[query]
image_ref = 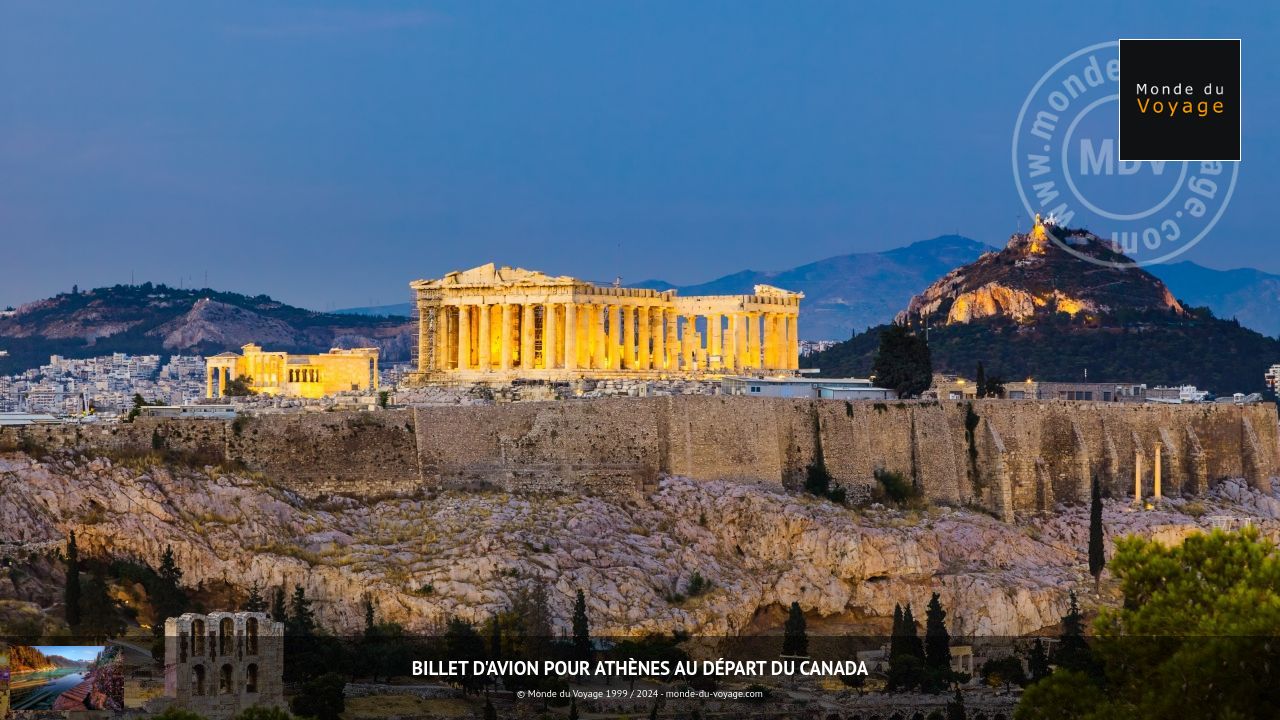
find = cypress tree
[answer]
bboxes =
[271,586,287,621]
[363,595,376,636]
[571,589,592,662]
[1088,477,1105,591]
[946,687,966,720]
[289,585,316,636]
[65,530,81,628]
[243,581,267,613]
[782,601,808,657]
[902,603,924,660]
[1027,639,1051,683]
[889,603,904,660]
[923,593,952,692]
[975,362,987,398]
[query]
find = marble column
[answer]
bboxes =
[206,367,214,398]
[520,304,536,368]
[457,304,472,370]
[436,308,451,371]
[417,301,431,372]
[477,304,492,370]
[762,313,776,369]
[708,314,722,370]
[499,304,514,370]
[608,304,622,370]
[725,314,739,372]
[637,306,650,370]
[746,312,760,369]
[666,310,680,370]
[543,303,558,369]
[651,308,665,370]
[622,306,636,369]
[564,303,579,370]
[786,313,799,369]
[592,304,608,369]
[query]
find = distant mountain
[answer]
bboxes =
[335,302,414,318]
[0,283,414,375]
[806,222,1280,394]
[633,235,996,340]
[8,645,85,672]
[1148,262,1280,338]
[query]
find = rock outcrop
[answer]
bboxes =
[3,451,1277,640]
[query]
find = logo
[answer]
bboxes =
[1011,41,1238,268]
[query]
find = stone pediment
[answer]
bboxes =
[753,284,805,299]
[415,263,580,289]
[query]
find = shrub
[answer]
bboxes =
[874,468,920,506]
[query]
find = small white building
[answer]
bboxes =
[721,376,896,400]
[0,412,60,426]
[1266,364,1280,391]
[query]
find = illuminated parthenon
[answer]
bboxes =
[407,263,802,383]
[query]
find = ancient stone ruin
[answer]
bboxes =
[156,611,284,719]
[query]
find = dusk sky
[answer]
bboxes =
[2,1,1277,311]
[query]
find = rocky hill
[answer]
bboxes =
[808,222,1280,394]
[7,645,84,672]
[0,283,414,374]
[3,451,1278,642]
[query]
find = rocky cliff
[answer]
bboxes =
[3,451,1278,641]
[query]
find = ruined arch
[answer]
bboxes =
[219,663,234,694]
[219,617,234,655]
[191,664,206,696]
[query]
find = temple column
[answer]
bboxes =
[500,303,514,370]
[436,308,451,371]
[608,304,622,370]
[520,304,536,368]
[637,306,650,370]
[591,304,607,369]
[564,303,579,370]
[417,301,431,372]
[651,307,665,370]
[457,305,472,370]
[477,303,492,370]
[786,313,799,369]
[746,312,760,369]
[206,367,214,398]
[666,310,679,370]
[708,314,722,370]
[762,313,776,369]
[543,303,558,369]
[622,306,636,369]
[732,312,742,368]
[680,315,696,371]
[219,367,228,395]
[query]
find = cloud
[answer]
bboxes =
[224,8,440,39]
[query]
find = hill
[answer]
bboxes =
[1148,262,1280,338]
[632,235,995,340]
[805,222,1280,395]
[0,283,414,375]
[8,645,86,673]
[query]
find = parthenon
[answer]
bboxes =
[407,263,802,383]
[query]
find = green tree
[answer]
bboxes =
[975,361,986,398]
[290,672,345,720]
[243,581,267,613]
[980,655,1027,691]
[1018,529,1280,719]
[224,375,256,396]
[571,589,593,662]
[65,530,81,628]
[445,618,487,695]
[1088,478,1105,590]
[271,585,287,621]
[81,569,124,639]
[1052,592,1094,676]
[781,601,807,657]
[1026,639,1051,683]
[362,595,375,635]
[871,324,933,398]
[923,592,952,692]
[288,585,316,636]
[888,602,925,692]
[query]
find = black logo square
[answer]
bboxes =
[1119,39,1240,161]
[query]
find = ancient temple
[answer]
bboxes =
[407,263,802,383]
[205,343,379,399]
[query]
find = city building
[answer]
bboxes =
[1267,364,1280,391]
[205,344,379,399]
[932,375,1149,402]
[721,375,896,400]
[407,263,803,383]
[1147,385,1210,403]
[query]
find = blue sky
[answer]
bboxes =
[31,645,103,664]
[2,1,1277,310]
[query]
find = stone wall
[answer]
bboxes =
[3,398,1277,519]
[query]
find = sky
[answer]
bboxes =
[32,645,103,664]
[2,1,1278,311]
